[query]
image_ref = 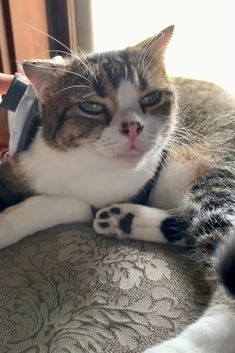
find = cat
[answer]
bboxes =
[0,25,235,353]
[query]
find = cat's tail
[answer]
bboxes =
[216,231,235,296]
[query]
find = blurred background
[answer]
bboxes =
[0,0,234,94]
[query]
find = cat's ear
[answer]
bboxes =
[134,25,174,57]
[22,60,64,104]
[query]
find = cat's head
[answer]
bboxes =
[23,25,176,166]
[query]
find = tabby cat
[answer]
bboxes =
[0,26,235,353]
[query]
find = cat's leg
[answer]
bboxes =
[95,168,235,353]
[143,167,235,352]
[144,286,235,353]
[0,195,92,248]
[93,203,186,243]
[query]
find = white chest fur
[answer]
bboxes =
[149,158,201,210]
[20,134,156,208]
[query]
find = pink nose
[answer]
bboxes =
[120,121,144,143]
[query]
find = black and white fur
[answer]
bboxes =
[0,26,235,353]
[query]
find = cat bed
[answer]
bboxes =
[0,223,209,353]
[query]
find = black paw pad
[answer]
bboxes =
[99,222,110,228]
[110,207,121,215]
[119,213,134,234]
[99,211,110,219]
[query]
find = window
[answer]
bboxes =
[90,0,234,95]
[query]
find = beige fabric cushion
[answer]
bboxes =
[0,223,209,353]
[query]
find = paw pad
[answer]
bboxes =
[119,213,134,233]
[110,207,121,215]
[99,222,110,228]
[99,211,110,219]
[93,205,135,238]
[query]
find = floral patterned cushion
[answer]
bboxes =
[0,223,209,353]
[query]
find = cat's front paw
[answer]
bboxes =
[93,204,135,239]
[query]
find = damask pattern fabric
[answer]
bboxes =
[0,224,209,353]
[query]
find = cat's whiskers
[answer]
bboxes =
[20,63,93,85]
[176,124,235,156]
[94,137,120,149]
[174,128,213,149]
[37,49,97,84]
[140,143,168,175]
[76,49,99,86]
[177,125,206,140]
[50,85,96,96]
[168,136,214,164]
[38,49,79,61]
[82,92,96,99]
[27,24,75,54]
[27,24,98,84]
[94,53,105,88]
[175,137,220,164]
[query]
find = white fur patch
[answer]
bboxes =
[144,311,235,353]
[117,80,139,111]
[20,132,155,209]
[0,195,92,248]
[0,130,159,247]
[149,159,202,210]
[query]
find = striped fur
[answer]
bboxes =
[0,25,235,353]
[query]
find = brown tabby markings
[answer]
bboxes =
[170,144,210,182]
[0,158,33,210]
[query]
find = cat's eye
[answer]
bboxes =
[79,101,104,115]
[141,91,162,107]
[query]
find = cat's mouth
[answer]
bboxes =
[116,146,145,162]
[126,146,143,155]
